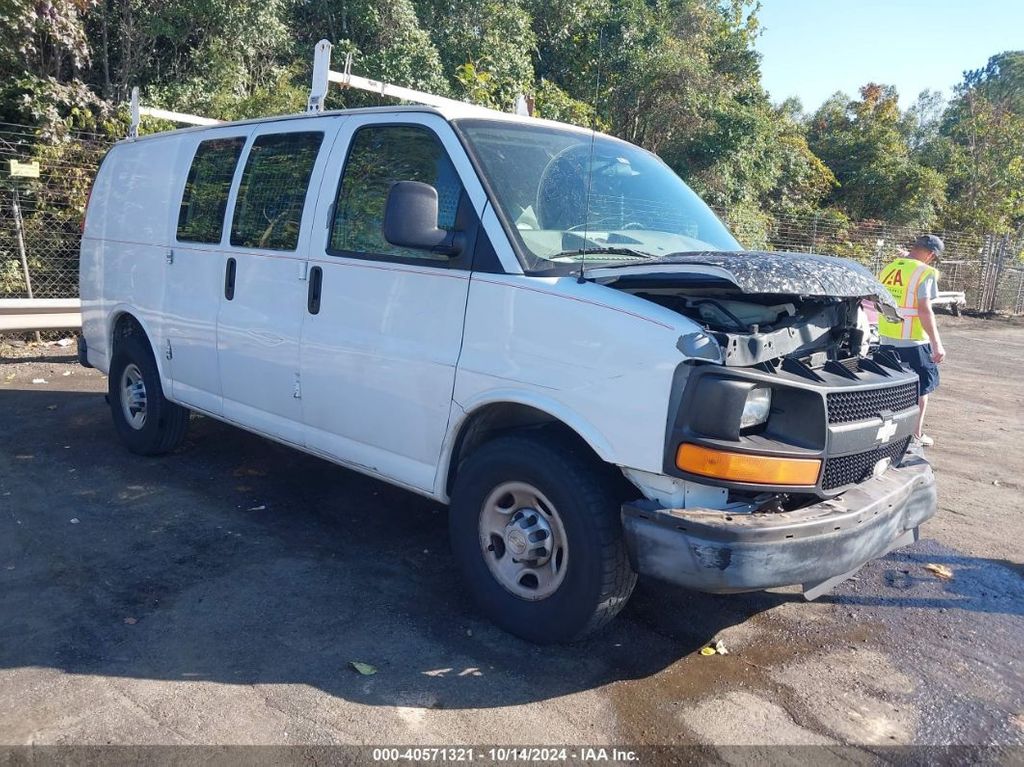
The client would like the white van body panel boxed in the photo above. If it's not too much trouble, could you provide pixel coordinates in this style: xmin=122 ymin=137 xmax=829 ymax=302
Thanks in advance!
xmin=300 ymin=255 xmax=473 ymax=490
xmin=81 ymin=133 xmax=187 ymax=377
xmin=451 ymin=274 xmax=696 ymax=490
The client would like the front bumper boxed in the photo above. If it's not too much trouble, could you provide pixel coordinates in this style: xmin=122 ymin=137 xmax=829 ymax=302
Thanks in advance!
xmin=621 ymin=451 xmax=936 ymax=599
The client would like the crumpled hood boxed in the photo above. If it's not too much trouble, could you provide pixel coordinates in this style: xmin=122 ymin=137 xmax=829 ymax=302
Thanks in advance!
xmin=589 ymin=250 xmax=899 ymax=315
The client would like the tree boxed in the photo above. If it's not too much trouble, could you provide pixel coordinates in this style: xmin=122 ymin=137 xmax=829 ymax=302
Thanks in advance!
xmin=137 ymin=0 xmax=301 ymax=119
xmin=762 ymin=98 xmax=837 ymax=215
xmin=0 ymin=0 xmax=111 ymax=136
xmin=0 ymin=0 xmax=1018 ymax=247
xmin=601 ymin=2 xmax=832 ymax=229
xmin=938 ymin=51 xmax=1024 ymax=234
xmin=292 ymin=0 xmax=448 ymax=109
xmin=418 ymin=0 xmax=535 ymax=110
xmin=808 ymin=84 xmax=946 ymax=226
xmin=905 ymin=89 xmax=946 ymax=151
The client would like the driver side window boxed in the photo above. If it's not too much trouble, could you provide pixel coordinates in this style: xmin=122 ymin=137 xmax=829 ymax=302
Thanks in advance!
xmin=329 ymin=124 xmax=462 ymax=261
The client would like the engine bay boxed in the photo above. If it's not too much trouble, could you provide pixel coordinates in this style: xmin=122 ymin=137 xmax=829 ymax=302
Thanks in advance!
xmin=630 ymin=289 xmax=875 ymax=367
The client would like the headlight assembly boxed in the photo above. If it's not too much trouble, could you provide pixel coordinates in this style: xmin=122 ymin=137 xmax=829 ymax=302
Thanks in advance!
xmin=740 ymin=386 xmax=772 ymax=430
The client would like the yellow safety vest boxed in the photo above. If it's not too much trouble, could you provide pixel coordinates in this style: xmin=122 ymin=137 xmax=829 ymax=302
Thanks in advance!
xmin=877 ymin=258 xmax=937 ymax=342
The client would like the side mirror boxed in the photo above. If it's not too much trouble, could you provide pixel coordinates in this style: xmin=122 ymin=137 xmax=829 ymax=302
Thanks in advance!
xmin=382 ymin=181 xmax=461 ymax=256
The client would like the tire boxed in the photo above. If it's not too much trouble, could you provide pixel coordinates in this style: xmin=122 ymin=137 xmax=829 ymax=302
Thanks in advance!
xmin=951 ymin=303 xmax=962 ymax=317
xmin=108 ymin=329 xmax=189 ymax=456
xmin=449 ymin=432 xmax=637 ymax=643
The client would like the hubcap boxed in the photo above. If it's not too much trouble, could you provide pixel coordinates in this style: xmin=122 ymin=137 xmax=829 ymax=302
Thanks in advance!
xmin=478 ymin=481 xmax=569 ymax=601
xmin=120 ymin=363 xmax=148 ymax=430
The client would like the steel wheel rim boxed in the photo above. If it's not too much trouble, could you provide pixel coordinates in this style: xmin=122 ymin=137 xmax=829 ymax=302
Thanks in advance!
xmin=478 ymin=481 xmax=569 ymax=601
xmin=120 ymin=363 xmax=148 ymax=430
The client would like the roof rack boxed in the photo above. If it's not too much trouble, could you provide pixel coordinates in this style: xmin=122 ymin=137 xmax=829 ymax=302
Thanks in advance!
xmin=128 ymin=87 xmax=222 ymax=138
xmin=307 ymin=40 xmax=477 ymax=113
xmin=128 ymin=39 xmax=530 ymax=138
xmin=307 ymin=39 xmax=530 ymax=115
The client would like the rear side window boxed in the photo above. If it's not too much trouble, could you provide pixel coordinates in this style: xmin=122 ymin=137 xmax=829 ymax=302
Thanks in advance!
xmin=230 ymin=132 xmax=324 ymax=251
xmin=330 ymin=125 xmax=462 ymax=260
xmin=177 ymin=137 xmax=245 ymax=243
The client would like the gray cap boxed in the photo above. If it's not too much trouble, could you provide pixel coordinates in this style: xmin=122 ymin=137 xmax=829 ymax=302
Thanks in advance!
xmin=911 ymin=234 xmax=945 ymax=254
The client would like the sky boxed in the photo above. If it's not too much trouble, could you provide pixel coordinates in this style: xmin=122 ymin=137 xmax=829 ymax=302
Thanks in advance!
xmin=754 ymin=0 xmax=1024 ymax=111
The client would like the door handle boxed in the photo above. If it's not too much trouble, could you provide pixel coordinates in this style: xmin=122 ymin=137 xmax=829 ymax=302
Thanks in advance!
xmin=307 ymin=265 xmax=323 ymax=314
xmin=224 ymin=257 xmax=237 ymax=300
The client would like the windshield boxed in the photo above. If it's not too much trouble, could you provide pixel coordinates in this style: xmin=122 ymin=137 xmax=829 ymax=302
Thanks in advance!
xmin=455 ymin=119 xmax=742 ymax=274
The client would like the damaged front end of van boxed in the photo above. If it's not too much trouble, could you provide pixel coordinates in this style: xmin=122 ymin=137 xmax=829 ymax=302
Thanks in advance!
xmin=593 ymin=251 xmax=937 ymax=599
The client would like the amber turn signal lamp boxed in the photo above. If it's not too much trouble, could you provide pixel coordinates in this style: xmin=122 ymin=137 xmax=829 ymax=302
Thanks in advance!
xmin=676 ymin=443 xmax=821 ymax=486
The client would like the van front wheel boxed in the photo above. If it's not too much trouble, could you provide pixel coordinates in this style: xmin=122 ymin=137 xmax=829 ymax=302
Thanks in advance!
xmin=449 ymin=433 xmax=637 ymax=643
xmin=108 ymin=331 xmax=189 ymax=456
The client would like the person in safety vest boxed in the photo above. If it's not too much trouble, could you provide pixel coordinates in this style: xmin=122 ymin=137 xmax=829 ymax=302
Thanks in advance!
xmin=877 ymin=234 xmax=946 ymax=447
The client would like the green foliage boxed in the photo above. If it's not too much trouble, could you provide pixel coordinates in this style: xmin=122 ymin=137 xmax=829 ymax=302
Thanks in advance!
xmin=296 ymin=0 xmax=448 ymax=108
xmin=938 ymin=52 xmax=1024 ymax=235
xmin=765 ymin=103 xmax=838 ymax=215
xmin=420 ymin=0 xmax=535 ymax=111
xmin=566 ymin=0 xmax=834 ymax=222
xmin=101 ymin=0 xmax=300 ymax=119
xmin=0 ymin=0 xmax=1020 ymax=251
xmin=452 ymin=62 xmax=501 ymax=110
xmin=0 ymin=0 xmax=91 ymax=78
xmin=808 ymin=84 xmax=946 ymax=227
xmin=533 ymin=79 xmax=601 ymax=128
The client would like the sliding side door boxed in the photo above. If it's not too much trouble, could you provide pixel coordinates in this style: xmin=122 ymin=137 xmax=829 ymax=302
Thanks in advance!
xmin=216 ymin=118 xmax=339 ymax=445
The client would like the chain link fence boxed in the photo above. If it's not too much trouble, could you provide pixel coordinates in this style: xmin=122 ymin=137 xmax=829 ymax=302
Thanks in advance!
xmin=2 ymin=122 xmax=1023 ymax=314
xmin=1 ymin=123 xmax=110 ymax=303
xmin=720 ymin=208 xmax=1024 ymax=314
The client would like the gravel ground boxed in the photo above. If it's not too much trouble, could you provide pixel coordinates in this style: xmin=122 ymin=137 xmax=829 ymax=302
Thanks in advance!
xmin=0 ymin=315 xmax=1021 ymax=754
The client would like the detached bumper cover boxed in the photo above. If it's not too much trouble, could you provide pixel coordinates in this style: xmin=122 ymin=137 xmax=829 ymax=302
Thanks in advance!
xmin=621 ymin=452 xmax=936 ymax=596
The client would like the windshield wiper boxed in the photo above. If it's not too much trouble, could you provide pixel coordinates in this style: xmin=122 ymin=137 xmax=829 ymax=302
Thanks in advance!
xmin=548 ymin=247 xmax=655 ymax=262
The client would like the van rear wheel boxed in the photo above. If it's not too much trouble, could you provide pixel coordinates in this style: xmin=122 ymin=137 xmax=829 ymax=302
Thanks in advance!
xmin=449 ymin=433 xmax=637 ymax=643
xmin=108 ymin=330 xmax=189 ymax=456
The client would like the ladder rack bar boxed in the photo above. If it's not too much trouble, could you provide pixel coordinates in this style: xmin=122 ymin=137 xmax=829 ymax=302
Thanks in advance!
xmin=128 ymin=85 xmax=222 ymax=139
xmin=326 ymin=69 xmax=474 ymax=111
xmin=138 ymin=107 xmax=223 ymax=126
xmin=310 ymin=39 xmax=520 ymax=115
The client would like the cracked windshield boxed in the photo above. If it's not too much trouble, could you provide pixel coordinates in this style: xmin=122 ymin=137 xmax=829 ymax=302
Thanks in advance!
xmin=457 ymin=119 xmax=741 ymax=273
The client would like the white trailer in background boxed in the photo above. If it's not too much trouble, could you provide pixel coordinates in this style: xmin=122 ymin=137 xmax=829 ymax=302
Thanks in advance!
xmin=933 ymin=290 xmax=968 ymax=316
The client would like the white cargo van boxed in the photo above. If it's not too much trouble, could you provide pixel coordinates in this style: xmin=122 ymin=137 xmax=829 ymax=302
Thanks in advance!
xmin=80 ymin=103 xmax=936 ymax=642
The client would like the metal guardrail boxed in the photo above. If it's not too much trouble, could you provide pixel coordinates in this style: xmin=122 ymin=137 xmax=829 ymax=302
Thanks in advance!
xmin=0 ymin=298 xmax=81 ymax=331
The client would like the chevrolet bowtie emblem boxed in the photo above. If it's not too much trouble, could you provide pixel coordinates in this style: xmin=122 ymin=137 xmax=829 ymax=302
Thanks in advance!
xmin=876 ymin=419 xmax=898 ymax=444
